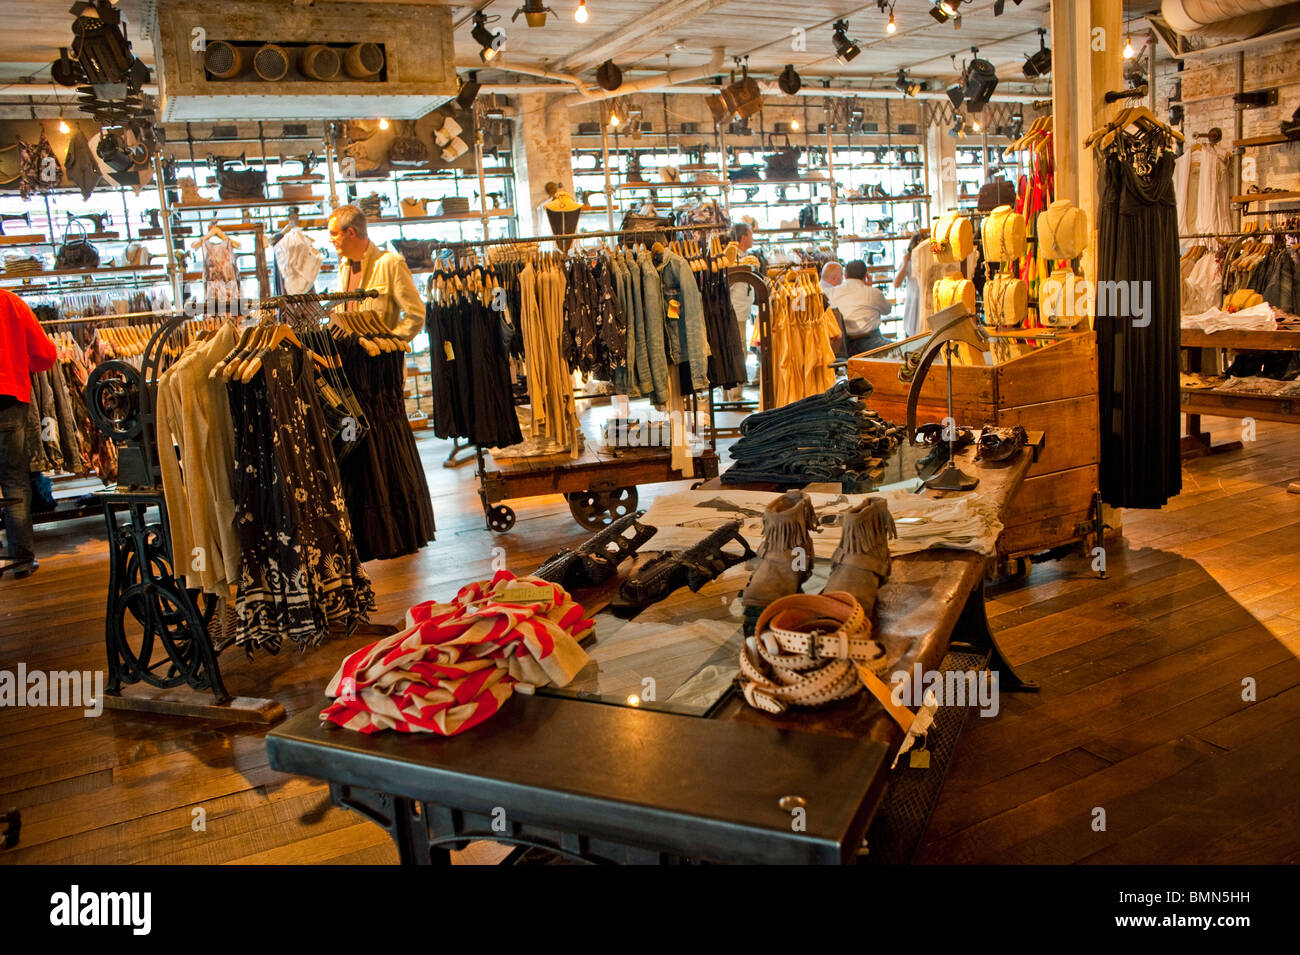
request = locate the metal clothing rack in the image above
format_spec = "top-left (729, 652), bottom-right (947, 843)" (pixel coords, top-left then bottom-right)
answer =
top-left (84, 287), bottom-right (383, 724)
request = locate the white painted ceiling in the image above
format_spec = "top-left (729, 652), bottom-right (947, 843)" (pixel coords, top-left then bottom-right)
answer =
top-left (0, 0), bottom-right (1058, 102)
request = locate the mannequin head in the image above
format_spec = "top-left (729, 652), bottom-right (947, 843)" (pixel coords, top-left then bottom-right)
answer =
top-left (328, 205), bottom-right (369, 261)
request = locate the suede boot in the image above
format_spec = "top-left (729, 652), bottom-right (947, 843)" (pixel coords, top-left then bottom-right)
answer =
top-left (742, 490), bottom-right (817, 609)
top-left (824, 498), bottom-right (896, 617)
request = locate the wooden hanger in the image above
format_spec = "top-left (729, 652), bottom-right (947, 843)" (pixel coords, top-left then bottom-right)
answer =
top-left (192, 218), bottom-right (241, 250)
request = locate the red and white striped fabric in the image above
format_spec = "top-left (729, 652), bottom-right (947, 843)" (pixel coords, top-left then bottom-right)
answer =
top-left (320, 570), bottom-right (594, 736)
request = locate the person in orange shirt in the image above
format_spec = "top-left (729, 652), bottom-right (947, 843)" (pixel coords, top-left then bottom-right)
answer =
top-left (0, 288), bottom-right (58, 579)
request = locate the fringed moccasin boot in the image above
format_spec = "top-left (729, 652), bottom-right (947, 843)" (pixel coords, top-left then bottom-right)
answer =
top-left (824, 497), bottom-right (896, 617)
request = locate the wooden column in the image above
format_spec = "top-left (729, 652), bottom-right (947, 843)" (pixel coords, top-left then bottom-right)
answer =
top-left (1051, 0), bottom-right (1122, 287)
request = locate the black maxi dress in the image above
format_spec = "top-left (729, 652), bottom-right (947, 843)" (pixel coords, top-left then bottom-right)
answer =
top-left (1096, 137), bottom-right (1182, 510)
top-left (337, 339), bottom-right (438, 561)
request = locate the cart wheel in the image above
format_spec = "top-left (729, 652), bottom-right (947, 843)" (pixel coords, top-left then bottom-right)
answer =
top-left (566, 486), bottom-right (639, 531)
top-left (487, 505), bottom-right (516, 532)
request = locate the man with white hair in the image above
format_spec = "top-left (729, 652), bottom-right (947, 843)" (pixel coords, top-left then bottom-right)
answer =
top-left (820, 260), bottom-right (844, 301)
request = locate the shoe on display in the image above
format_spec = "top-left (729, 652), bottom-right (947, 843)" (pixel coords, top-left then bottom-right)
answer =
top-left (741, 490), bottom-right (818, 610)
top-left (823, 498), bottom-right (895, 618)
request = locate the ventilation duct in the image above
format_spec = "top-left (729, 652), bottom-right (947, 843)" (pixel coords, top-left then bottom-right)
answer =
top-left (1162, 0), bottom-right (1300, 38)
top-left (146, 0), bottom-right (456, 120)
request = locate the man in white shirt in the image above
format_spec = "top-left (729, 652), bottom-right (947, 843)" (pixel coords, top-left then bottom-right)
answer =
top-left (820, 260), bottom-right (843, 301)
top-left (832, 259), bottom-right (892, 355)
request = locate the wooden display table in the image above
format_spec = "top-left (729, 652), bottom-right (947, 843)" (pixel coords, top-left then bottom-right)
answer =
top-left (1180, 326), bottom-right (1300, 494)
top-left (266, 441), bottom-right (1039, 865)
top-left (848, 330), bottom-right (1100, 570)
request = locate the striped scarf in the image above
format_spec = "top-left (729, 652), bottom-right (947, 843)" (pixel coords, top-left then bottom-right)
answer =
top-left (320, 571), bottom-right (594, 736)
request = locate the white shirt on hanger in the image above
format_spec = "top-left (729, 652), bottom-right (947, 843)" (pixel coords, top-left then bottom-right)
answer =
top-left (273, 226), bottom-right (323, 294)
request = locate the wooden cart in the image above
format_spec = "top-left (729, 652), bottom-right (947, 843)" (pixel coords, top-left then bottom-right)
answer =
top-left (475, 444), bottom-right (719, 532)
top-left (848, 329), bottom-right (1102, 576)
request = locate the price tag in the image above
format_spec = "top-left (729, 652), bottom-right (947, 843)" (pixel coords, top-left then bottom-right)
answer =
top-left (908, 747), bottom-right (931, 769)
top-left (500, 582), bottom-right (555, 606)
top-left (443, 340), bottom-right (455, 361)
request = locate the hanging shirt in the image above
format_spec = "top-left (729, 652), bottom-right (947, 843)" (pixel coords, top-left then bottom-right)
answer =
top-left (0, 289), bottom-right (57, 404)
top-left (273, 226), bottom-right (324, 295)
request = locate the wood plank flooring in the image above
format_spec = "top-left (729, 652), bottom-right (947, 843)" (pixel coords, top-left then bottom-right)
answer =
top-left (2, 417), bottom-right (1298, 865)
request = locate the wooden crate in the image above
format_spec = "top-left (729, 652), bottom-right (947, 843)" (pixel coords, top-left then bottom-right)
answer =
top-left (848, 331), bottom-right (1099, 559)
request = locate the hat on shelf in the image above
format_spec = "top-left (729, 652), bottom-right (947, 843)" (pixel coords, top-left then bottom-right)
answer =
top-left (981, 205), bottom-right (1027, 262)
top-left (440, 137), bottom-right (469, 162)
top-left (933, 273), bottom-right (976, 314)
top-left (1037, 199), bottom-right (1089, 260)
top-left (984, 275), bottom-right (1028, 327)
top-left (930, 211), bottom-right (973, 263)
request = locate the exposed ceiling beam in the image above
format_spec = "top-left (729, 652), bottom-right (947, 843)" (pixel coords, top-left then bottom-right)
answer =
top-left (556, 0), bottom-right (732, 75)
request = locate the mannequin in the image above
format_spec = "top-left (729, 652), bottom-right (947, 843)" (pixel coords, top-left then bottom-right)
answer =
top-left (543, 182), bottom-right (582, 251)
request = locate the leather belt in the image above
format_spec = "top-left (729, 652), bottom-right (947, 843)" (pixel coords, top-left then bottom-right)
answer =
top-left (740, 592), bottom-right (916, 734)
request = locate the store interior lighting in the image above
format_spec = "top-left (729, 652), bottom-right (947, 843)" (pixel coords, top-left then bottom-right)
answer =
top-left (832, 20), bottom-right (861, 64)
top-left (962, 48), bottom-right (999, 112)
top-left (574, 0), bottom-right (588, 23)
top-left (513, 0), bottom-right (555, 27)
top-left (896, 69), bottom-right (925, 97)
top-left (455, 71), bottom-right (481, 111)
top-left (930, 0), bottom-right (961, 25)
top-left (1023, 28), bottom-right (1051, 78)
top-left (596, 59), bottom-right (623, 91)
top-left (472, 12), bottom-right (506, 62)
top-left (778, 64), bottom-right (802, 95)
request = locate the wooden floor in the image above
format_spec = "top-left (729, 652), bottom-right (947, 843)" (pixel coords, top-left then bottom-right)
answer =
top-left (2, 417), bottom-right (1298, 865)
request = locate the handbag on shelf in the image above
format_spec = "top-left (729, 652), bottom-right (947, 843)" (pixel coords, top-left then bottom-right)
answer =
top-left (388, 121), bottom-right (429, 167)
top-left (390, 238), bottom-right (436, 269)
top-left (217, 163), bottom-right (266, 200)
top-left (357, 192), bottom-right (388, 218)
top-left (55, 219), bottom-right (100, 271)
top-left (977, 177), bottom-right (1017, 212)
top-left (618, 210), bottom-right (675, 248)
top-left (764, 132), bottom-right (801, 179)
top-left (400, 197), bottom-right (431, 218)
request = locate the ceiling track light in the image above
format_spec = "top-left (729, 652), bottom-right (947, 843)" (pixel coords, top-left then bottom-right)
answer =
top-left (512, 0), bottom-right (555, 27)
top-left (962, 47), bottom-right (998, 113)
top-left (456, 70), bottom-right (481, 111)
top-left (931, 0), bottom-right (959, 23)
top-left (1023, 28), bottom-right (1051, 78)
top-left (896, 69), bottom-right (924, 97)
top-left (575, 0), bottom-right (588, 23)
top-left (832, 19), bottom-right (861, 64)
top-left (472, 12), bottom-right (506, 62)
top-left (778, 63), bottom-right (802, 96)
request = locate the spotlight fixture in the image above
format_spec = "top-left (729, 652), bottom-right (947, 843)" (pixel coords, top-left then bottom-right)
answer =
top-left (596, 59), bottom-right (622, 91)
top-left (512, 0), bottom-right (555, 27)
top-left (962, 48), bottom-right (998, 112)
top-left (946, 82), bottom-right (964, 109)
top-left (456, 71), bottom-right (481, 111)
top-left (971, 118), bottom-right (981, 132)
top-left (778, 64), bottom-right (802, 95)
top-left (895, 69), bottom-right (925, 97)
top-left (575, 0), bottom-right (588, 23)
top-left (930, 0), bottom-right (959, 23)
top-left (472, 12), bottom-right (506, 62)
top-left (832, 20), bottom-right (861, 64)
top-left (725, 60), bottom-right (763, 119)
top-left (1123, 34), bottom-right (1135, 59)
top-left (1023, 29), bottom-right (1051, 78)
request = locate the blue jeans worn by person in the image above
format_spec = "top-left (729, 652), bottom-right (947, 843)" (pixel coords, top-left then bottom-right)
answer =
top-left (0, 399), bottom-right (35, 563)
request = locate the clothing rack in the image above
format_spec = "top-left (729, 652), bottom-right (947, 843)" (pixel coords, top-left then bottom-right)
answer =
top-left (36, 307), bottom-right (181, 327)
top-left (430, 223), bottom-right (730, 252)
top-left (1180, 229), bottom-right (1300, 240)
top-left (85, 286), bottom-right (385, 725)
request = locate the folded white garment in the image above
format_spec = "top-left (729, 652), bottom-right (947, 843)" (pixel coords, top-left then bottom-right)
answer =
top-left (640, 487), bottom-right (1003, 558)
top-left (1180, 302), bottom-right (1277, 334)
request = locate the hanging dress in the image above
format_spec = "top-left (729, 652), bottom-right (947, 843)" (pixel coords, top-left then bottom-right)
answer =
top-left (1096, 137), bottom-right (1182, 510)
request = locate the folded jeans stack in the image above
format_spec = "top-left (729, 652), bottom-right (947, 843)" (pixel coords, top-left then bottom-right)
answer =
top-left (722, 378), bottom-right (902, 485)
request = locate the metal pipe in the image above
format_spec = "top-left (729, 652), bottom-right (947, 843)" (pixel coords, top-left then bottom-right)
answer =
top-left (558, 47), bottom-right (727, 106)
top-left (599, 114), bottom-right (615, 232)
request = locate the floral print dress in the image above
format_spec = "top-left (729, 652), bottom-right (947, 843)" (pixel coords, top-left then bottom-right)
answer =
top-left (229, 341), bottom-right (374, 653)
